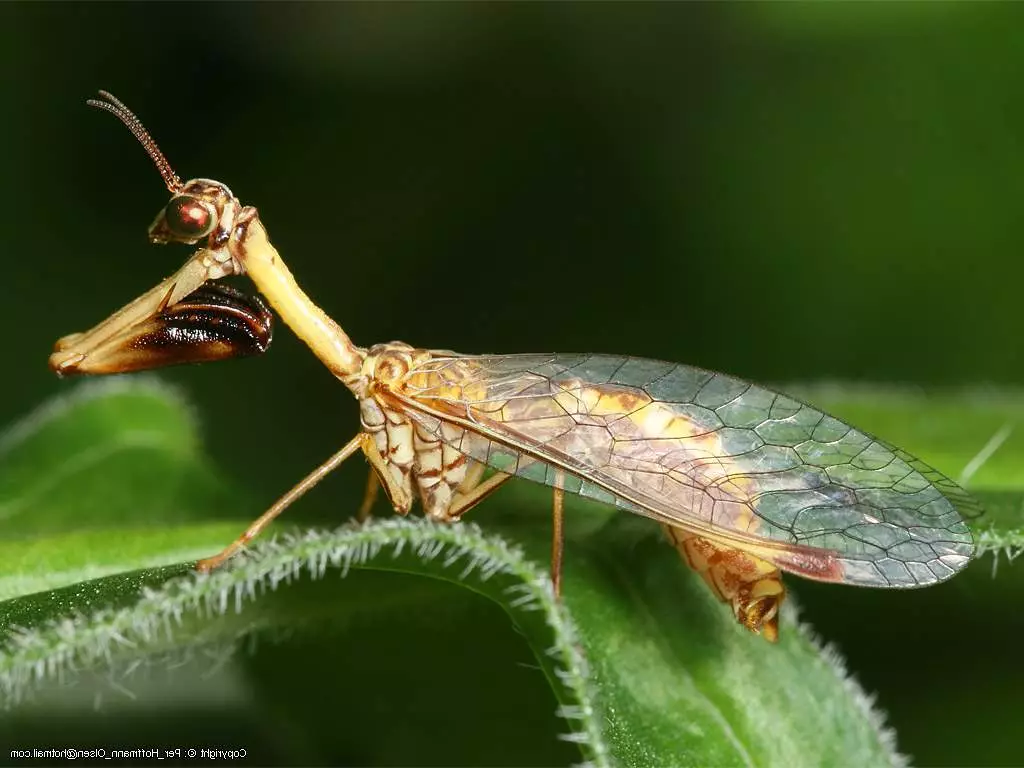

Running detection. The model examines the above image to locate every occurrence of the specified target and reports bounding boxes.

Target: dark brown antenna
[87,90,184,193]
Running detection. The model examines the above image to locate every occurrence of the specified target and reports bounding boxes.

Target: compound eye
[164,195,216,239]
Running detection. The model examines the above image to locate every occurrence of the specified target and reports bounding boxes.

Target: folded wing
[388,353,979,588]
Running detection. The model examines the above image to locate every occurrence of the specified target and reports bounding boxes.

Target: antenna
[87,90,184,193]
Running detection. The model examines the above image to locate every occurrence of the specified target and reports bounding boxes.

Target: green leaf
[0,378,254,601]
[0,377,251,536]
[0,381,1019,766]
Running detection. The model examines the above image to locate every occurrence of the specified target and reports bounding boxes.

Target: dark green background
[3,3,1021,765]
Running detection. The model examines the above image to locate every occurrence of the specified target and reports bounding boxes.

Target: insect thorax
[357,343,482,521]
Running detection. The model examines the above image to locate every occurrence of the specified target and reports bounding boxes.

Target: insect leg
[444,471,513,519]
[448,453,548,512]
[195,433,364,572]
[52,283,273,376]
[446,462,564,595]
[551,473,566,598]
[50,257,215,375]
[356,471,380,522]
[453,460,487,498]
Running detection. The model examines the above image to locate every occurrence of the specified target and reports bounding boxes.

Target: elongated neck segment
[234,212,365,380]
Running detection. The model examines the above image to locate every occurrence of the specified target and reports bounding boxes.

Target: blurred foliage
[3,2,1023,765]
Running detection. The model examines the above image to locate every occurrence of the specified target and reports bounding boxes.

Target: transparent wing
[388,353,979,588]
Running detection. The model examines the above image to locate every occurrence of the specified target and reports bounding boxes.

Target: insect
[50,92,980,642]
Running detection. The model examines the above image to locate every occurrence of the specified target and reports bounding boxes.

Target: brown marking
[230,216,252,260]
[590,388,652,417]
[663,526,786,642]
[211,225,232,248]
[376,358,408,383]
[445,452,469,471]
[773,548,844,582]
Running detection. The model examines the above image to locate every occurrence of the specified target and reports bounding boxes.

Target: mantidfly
[50,92,981,642]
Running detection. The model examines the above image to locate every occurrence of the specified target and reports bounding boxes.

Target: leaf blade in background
[0,378,251,539]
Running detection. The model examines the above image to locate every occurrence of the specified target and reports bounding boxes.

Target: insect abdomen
[663,524,785,642]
